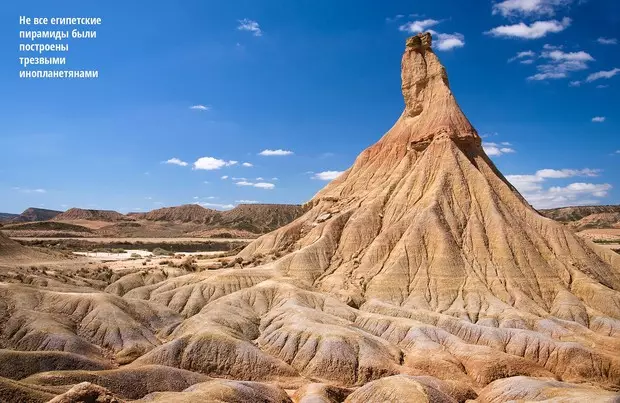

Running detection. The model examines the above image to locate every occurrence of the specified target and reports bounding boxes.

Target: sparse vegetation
[152,247,174,256]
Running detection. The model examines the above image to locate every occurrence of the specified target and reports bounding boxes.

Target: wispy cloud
[385,14,405,23]
[506,167,609,208]
[586,68,620,82]
[508,50,536,63]
[190,105,210,111]
[259,149,294,156]
[313,171,344,181]
[193,157,238,170]
[597,37,618,45]
[163,157,188,167]
[483,142,516,156]
[235,180,275,189]
[237,19,262,36]
[242,162,253,167]
[527,48,594,81]
[12,187,46,194]
[196,202,234,210]
[492,0,574,17]
[592,116,606,123]
[486,17,571,39]
[236,199,260,204]
[398,19,440,33]
[221,175,229,180]
[435,32,465,51]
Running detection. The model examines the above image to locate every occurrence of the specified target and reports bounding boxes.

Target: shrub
[179,256,197,272]
[152,247,173,256]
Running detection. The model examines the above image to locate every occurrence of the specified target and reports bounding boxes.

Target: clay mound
[0,376,57,403]
[477,376,620,402]
[135,379,292,403]
[22,365,209,400]
[11,208,63,223]
[343,375,457,403]
[47,382,123,403]
[142,204,220,224]
[0,349,112,380]
[0,232,49,262]
[53,208,128,222]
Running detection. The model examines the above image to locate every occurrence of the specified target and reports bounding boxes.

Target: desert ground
[0,33,619,402]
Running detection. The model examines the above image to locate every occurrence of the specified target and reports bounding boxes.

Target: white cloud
[506,168,609,208]
[508,50,536,62]
[193,157,238,170]
[596,85,609,89]
[597,37,618,45]
[242,162,253,167]
[492,0,573,17]
[163,157,188,167]
[536,168,600,178]
[483,142,516,156]
[313,171,344,181]
[569,80,581,87]
[237,19,262,36]
[591,116,606,123]
[586,68,620,82]
[272,177,279,180]
[543,50,594,62]
[528,49,594,81]
[196,202,235,210]
[190,105,210,111]
[234,181,275,189]
[255,177,264,180]
[232,177,246,181]
[236,200,260,204]
[259,149,294,156]
[12,187,46,194]
[486,17,571,39]
[221,175,229,180]
[527,72,566,80]
[435,33,465,51]
[254,182,275,189]
[385,14,405,23]
[398,19,440,33]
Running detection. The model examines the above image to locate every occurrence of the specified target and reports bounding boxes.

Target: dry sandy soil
[0,33,619,402]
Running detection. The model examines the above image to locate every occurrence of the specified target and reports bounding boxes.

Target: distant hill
[10,208,63,223]
[219,204,305,233]
[141,203,304,234]
[5,203,304,238]
[0,212,20,222]
[141,204,220,224]
[540,205,620,231]
[52,208,128,222]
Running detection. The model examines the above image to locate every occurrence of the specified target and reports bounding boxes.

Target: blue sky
[0,0,618,213]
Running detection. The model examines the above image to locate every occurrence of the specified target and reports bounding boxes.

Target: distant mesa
[5,208,63,223]
[52,208,129,222]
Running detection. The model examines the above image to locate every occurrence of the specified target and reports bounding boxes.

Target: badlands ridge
[0,33,619,402]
